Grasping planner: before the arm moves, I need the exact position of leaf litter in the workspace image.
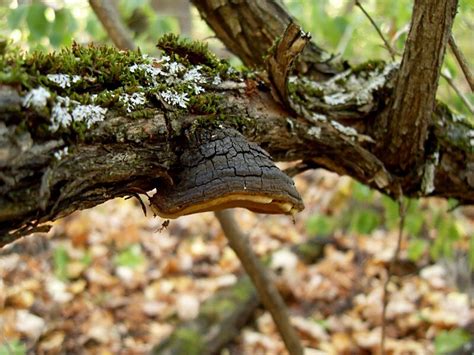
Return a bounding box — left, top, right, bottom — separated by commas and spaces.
0, 170, 472, 354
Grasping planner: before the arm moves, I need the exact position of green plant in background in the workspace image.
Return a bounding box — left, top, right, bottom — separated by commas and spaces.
7, 2, 78, 49
306, 180, 474, 272
53, 245, 70, 281
434, 328, 472, 354
284, 0, 474, 118
114, 244, 145, 268
0, 338, 27, 355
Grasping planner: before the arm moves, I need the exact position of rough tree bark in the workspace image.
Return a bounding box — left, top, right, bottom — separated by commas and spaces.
1, 0, 473, 246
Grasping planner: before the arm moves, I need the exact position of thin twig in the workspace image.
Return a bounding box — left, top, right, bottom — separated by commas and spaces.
381, 195, 408, 354
89, 0, 136, 51
441, 72, 474, 115
214, 209, 303, 355
355, 0, 396, 60
449, 35, 474, 92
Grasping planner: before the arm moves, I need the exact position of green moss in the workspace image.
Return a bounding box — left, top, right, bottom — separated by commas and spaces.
351, 60, 386, 75
157, 33, 223, 69
1, 37, 247, 141
201, 298, 236, 320
189, 93, 222, 114
129, 107, 155, 119
167, 328, 204, 355
193, 114, 253, 131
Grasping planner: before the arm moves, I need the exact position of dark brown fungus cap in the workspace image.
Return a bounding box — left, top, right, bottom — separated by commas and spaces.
150, 128, 304, 219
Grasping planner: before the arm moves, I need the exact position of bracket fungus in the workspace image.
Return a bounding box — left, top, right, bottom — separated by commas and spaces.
151, 128, 304, 218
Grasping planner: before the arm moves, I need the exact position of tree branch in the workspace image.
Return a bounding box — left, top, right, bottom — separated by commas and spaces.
215, 210, 303, 355
191, 0, 343, 79
0, 52, 473, 246
449, 35, 474, 92
377, 0, 458, 173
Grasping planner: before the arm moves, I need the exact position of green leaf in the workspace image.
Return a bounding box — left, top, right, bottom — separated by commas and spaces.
469, 235, 474, 271
7, 4, 28, 29
114, 244, 145, 268
80, 252, 92, 267
350, 209, 381, 235
50, 8, 77, 47
407, 239, 428, 261
53, 246, 70, 281
306, 215, 335, 236
86, 13, 107, 39
435, 328, 471, 354
404, 212, 424, 236
382, 196, 399, 229
0, 339, 27, 355
26, 3, 50, 41
120, 0, 148, 13
352, 182, 373, 202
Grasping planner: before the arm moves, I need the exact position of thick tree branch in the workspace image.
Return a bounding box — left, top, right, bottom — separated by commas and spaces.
377, 0, 458, 173
1, 68, 473, 246
1, 1, 473, 245
191, 0, 343, 79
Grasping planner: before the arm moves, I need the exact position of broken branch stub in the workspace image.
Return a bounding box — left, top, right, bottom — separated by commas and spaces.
266, 22, 311, 110
150, 128, 304, 218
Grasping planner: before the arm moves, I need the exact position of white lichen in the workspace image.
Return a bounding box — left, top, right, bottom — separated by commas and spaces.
315, 62, 400, 107
451, 114, 464, 122
324, 92, 352, 105
421, 151, 439, 194
50, 97, 73, 132
129, 57, 209, 98
468, 130, 474, 147
183, 66, 204, 83
119, 92, 147, 113
54, 146, 69, 160
212, 74, 222, 86
164, 61, 186, 76
311, 113, 327, 122
71, 104, 107, 128
188, 84, 205, 95
22, 87, 51, 110
331, 120, 358, 137
160, 55, 170, 62
47, 74, 81, 88
49, 96, 107, 131
160, 90, 189, 108
308, 126, 322, 138
129, 60, 168, 86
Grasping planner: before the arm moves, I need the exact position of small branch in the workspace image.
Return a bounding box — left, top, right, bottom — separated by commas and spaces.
441, 72, 474, 115
449, 35, 474, 92
381, 195, 407, 354
355, 0, 396, 60
89, 0, 136, 51
214, 209, 303, 355
266, 23, 310, 109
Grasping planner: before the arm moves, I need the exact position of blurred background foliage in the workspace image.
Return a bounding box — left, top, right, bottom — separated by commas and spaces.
0, 1, 473, 352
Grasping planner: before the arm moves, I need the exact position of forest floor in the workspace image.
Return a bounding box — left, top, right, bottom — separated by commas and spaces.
0, 170, 473, 354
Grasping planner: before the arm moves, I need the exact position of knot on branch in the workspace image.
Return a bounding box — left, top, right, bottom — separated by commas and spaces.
266, 23, 311, 111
